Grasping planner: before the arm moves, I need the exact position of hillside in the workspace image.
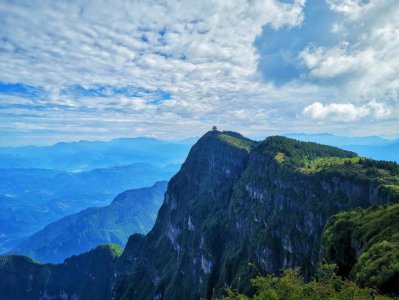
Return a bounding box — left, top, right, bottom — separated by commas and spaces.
322, 203, 399, 294
11, 181, 167, 263
0, 244, 122, 300
1, 131, 398, 299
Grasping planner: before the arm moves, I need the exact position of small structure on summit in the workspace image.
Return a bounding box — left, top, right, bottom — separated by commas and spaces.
212, 126, 218, 131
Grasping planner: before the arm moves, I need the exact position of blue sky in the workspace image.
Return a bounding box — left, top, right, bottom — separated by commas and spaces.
0, 0, 398, 146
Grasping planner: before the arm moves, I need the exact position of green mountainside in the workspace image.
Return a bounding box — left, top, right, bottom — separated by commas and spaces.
1, 130, 398, 299
112, 132, 399, 299
0, 244, 122, 300
322, 203, 399, 294
10, 181, 167, 263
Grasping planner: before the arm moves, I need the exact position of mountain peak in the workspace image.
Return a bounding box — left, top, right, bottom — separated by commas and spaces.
199, 130, 256, 152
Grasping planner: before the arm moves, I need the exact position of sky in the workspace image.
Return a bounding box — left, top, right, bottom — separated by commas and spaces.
0, 0, 399, 146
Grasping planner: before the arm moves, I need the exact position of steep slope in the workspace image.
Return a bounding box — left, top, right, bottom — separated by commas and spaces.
0, 164, 176, 253
113, 131, 256, 299
11, 181, 167, 263
112, 131, 399, 299
322, 203, 399, 294
0, 244, 122, 300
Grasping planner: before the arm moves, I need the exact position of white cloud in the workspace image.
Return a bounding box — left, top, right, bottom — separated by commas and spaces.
326, 0, 368, 19
300, 0, 399, 101
300, 44, 374, 79
0, 0, 305, 91
0, 0, 314, 144
303, 100, 391, 122
1, 0, 399, 144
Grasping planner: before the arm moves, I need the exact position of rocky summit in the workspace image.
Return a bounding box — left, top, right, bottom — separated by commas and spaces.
1, 130, 399, 300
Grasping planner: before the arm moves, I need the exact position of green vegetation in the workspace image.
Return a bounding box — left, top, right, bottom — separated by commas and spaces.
98, 243, 123, 258
298, 157, 399, 199
0, 244, 122, 300
261, 136, 399, 200
218, 132, 256, 152
259, 136, 357, 169
223, 265, 392, 300
298, 157, 361, 173
299, 156, 399, 180
322, 204, 399, 294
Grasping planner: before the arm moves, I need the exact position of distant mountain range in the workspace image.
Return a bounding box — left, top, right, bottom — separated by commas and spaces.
0, 164, 177, 253
0, 137, 195, 254
342, 141, 399, 163
284, 132, 395, 146
0, 137, 196, 171
10, 181, 167, 263
284, 133, 399, 162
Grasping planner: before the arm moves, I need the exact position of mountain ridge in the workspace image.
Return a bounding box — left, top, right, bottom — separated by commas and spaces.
10, 181, 168, 263
0, 164, 176, 253
0, 137, 193, 171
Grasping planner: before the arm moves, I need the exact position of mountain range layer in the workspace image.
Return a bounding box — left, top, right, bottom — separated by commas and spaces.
1, 130, 398, 299
0, 137, 194, 171
0, 164, 176, 253
10, 181, 167, 263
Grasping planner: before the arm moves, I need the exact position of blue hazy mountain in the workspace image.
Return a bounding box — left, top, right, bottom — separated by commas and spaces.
342, 141, 399, 163
10, 181, 167, 263
0, 137, 195, 171
0, 164, 178, 253
284, 132, 393, 147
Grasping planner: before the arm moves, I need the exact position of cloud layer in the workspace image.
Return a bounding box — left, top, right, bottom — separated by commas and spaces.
0, 0, 398, 145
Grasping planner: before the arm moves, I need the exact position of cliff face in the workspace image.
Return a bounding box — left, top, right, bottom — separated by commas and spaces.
113, 131, 254, 299
112, 131, 398, 299
1, 131, 398, 300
